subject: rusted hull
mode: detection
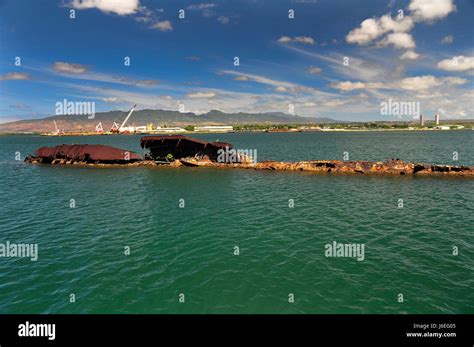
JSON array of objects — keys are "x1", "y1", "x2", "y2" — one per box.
[
  {"x1": 177, "y1": 158, "x2": 474, "y2": 176},
  {"x1": 25, "y1": 144, "x2": 141, "y2": 164},
  {"x1": 140, "y1": 135, "x2": 232, "y2": 161},
  {"x1": 24, "y1": 144, "x2": 474, "y2": 176}
]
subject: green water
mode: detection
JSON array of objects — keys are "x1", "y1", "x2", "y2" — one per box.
[{"x1": 0, "y1": 131, "x2": 473, "y2": 313}]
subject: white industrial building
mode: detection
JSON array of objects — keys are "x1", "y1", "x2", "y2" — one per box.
[
  {"x1": 120, "y1": 125, "x2": 147, "y2": 133},
  {"x1": 194, "y1": 125, "x2": 234, "y2": 133},
  {"x1": 154, "y1": 126, "x2": 186, "y2": 133}
]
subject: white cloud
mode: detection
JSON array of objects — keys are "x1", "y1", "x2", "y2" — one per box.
[
  {"x1": 102, "y1": 97, "x2": 121, "y2": 103},
  {"x1": 395, "y1": 76, "x2": 466, "y2": 90},
  {"x1": 442, "y1": 76, "x2": 469, "y2": 85},
  {"x1": 379, "y1": 14, "x2": 414, "y2": 33},
  {"x1": 70, "y1": 0, "x2": 139, "y2": 15},
  {"x1": 396, "y1": 75, "x2": 441, "y2": 90},
  {"x1": 150, "y1": 20, "x2": 173, "y2": 31},
  {"x1": 70, "y1": 1, "x2": 174, "y2": 33},
  {"x1": 277, "y1": 36, "x2": 291, "y2": 43},
  {"x1": 437, "y1": 56, "x2": 474, "y2": 71},
  {"x1": 346, "y1": 1, "x2": 455, "y2": 48},
  {"x1": 284, "y1": 46, "x2": 405, "y2": 82},
  {"x1": 50, "y1": 65, "x2": 159, "y2": 87},
  {"x1": 187, "y1": 92, "x2": 216, "y2": 98},
  {"x1": 53, "y1": 62, "x2": 88, "y2": 74},
  {"x1": 221, "y1": 70, "x2": 334, "y2": 97},
  {"x1": 346, "y1": 14, "x2": 415, "y2": 46},
  {"x1": 330, "y1": 81, "x2": 384, "y2": 91},
  {"x1": 278, "y1": 36, "x2": 315, "y2": 45},
  {"x1": 30, "y1": 79, "x2": 350, "y2": 118},
  {"x1": 441, "y1": 35, "x2": 453, "y2": 44},
  {"x1": 331, "y1": 75, "x2": 467, "y2": 92},
  {"x1": 137, "y1": 79, "x2": 159, "y2": 86},
  {"x1": 400, "y1": 50, "x2": 420, "y2": 60},
  {"x1": 52, "y1": 75, "x2": 470, "y2": 120},
  {"x1": 274, "y1": 86, "x2": 288, "y2": 92},
  {"x1": 0, "y1": 72, "x2": 31, "y2": 81},
  {"x1": 186, "y1": 3, "x2": 216, "y2": 10},
  {"x1": 186, "y1": 3, "x2": 217, "y2": 17},
  {"x1": 346, "y1": 18, "x2": 385, "y2": 45},
  {"x1": 408, "y1": 0, "x2": 456, "y2": 22},
  {"x1": 321, "y1": 99, "x2": 351, "y2": 108},
  {"x1": 217, "y1": 16, "x2": 229, "y2": 24},
  {"x1": 379, "y1": 32, "x2": 416, "y2": 49},
  {"x1": 223, "y1": 70, "x2": 296, "y2": 89},
  {"x1": 306, "y1": 65, "x2": 322, "y2": 74},
  {"x1": 234, "y1": 76, "x2": 249, "y2": 81}
]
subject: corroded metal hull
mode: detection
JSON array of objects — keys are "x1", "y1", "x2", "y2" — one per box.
[
  {"x1": 178, "y1": 158, "x2": 474, "y2": 176},
  {"x1": 25, "y1": 144, "x2": 141, "y2": 164},
  {"x1": 140, "y1": 135, "x2": 232, "y2": 161},
  {"x1": 24, "y1": 141, "x2": 474, "y2": 177}
]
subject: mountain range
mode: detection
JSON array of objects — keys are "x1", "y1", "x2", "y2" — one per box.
[{"x1": 0, "y1": 109, "x2": 339, "y2": 133}]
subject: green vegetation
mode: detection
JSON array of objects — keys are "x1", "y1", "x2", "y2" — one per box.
[
  {"x1": 230, "y1": 121, "x2": 473, "y2": 132},
  {"x1": 233, "y1": 124, "x2": 272, "y2": 131}
]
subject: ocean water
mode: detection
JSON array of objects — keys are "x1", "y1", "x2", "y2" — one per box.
[{"x1": 0, "y1": 131, "x2": 473, "y2": 314}]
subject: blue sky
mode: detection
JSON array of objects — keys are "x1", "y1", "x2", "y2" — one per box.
[{"x1": 0, "y1": 0, "x2": 473, "y2": 122}]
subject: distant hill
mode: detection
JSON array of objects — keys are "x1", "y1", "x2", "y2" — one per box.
[{"x1": 0, "y1": 109, "x2": 339, "y2": 133}]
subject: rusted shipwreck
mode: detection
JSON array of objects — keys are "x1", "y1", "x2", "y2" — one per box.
[
  {"x1": 188, "y1": 159, "x2": 474, "y2": 176},
  {"x1": 25, "y1": 144, "x2": 141, "y2": 164},
  {"x1": 140, "y1": 135, "x2": 232, "y2": 162},
  {"x1": 24, "y1": 136, "x2": 474, "y2": 177}
]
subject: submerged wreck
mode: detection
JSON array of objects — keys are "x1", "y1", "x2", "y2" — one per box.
[
  {"x1": 24, "y1": 136, "x2": 474, "y2": 177},
  {"x1": 25, "y1": 144, "x2": 141, "y2": 164},
  {"x1": 191, "y1": 159, "x2": 474, "y2": 176},
  {"x1": 140, "y1": 135, "x2": 232, "y2": 162}
]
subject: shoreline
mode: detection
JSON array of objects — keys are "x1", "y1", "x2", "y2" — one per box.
[{"x1": 1, "y1": 128, "x2": 473, "y2": 136}]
